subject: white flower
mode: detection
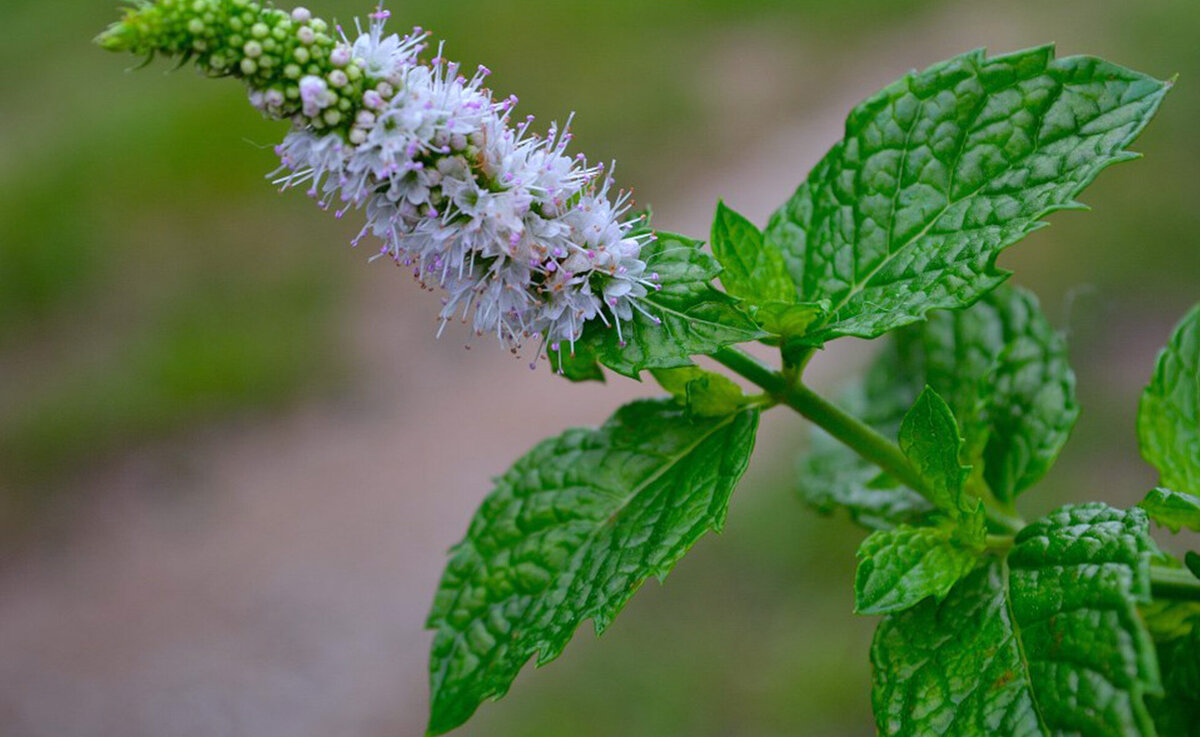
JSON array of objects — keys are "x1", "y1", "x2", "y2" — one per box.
[{"x1": 271, "y1": 9, "x2": 657, "y2": 365}]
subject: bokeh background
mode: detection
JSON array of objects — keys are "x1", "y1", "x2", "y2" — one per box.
[{"x1": 3, "y1": 1, "x2": 1198, "y2": 735}]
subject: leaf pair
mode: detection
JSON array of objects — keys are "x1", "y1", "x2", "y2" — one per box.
[
  {"x1": 873, "y1": 504, "x2": 1162, "y2": 737},
  {"x1": 854, "y1": 388, "x2": 986, "y2": 614}
]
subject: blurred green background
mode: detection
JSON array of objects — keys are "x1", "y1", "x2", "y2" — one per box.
[{"x1": 1, "y1": 1, "x2": 1197, "y2": 736}]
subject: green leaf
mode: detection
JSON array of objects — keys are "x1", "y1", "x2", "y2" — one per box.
[
  {"x1": 798, "y1": 286, "x2": 1076, "y2": 528},
  {"x1": 1148, "y1": 615, "x2": 1200, "y2": 737},
  {"x1": 1188, "y1": 552, "x2": 1200, "y2": 581},
  {"x1": 855, "y1": 523, "x2": 982, "y2": 614},
  {"x1": 753, "y1": 300, "x2": 828, "y2": 347},
  {"x1": 710, "y1": 201, "x2": 798, "y2": 304},
  {"x1": 765, "y1": 46, "x2": 1170, "y2": 343},
  {"x1": 576, "y1": 232, "x2": 765, "y2": 378},
  {"x1": 1139, "y1": 302, "x2": 1200, "y2": 495},
  {"x1": 426, "y1": 400, "x2": 760, "y2": 735},
  {"x1": 650, "y1": 366, "x2": 749, "y2": 418},
  {"x1": 546, "y1": 340, "x2": 605, "y2": 382},
  {"x1": 797, "y1": 434, "x2": 933, "y2": 530},
  {"x1": 898, "y1": 387, "x2": 976, "y2": 520},
  {"x1": 1140, "y1": 487, "x2": 1200, "y2": 533},
  {"x1": 872, "y1": 504, "x2": 1161, "y2": 737}
]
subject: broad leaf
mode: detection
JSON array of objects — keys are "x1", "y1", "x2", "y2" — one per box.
[
  {"x1": 650, "y1": 366, "x2": 749, "y2": 418},
  {"x1": 574, "y1": 232, "x2": 765, "y2": 378},
  {"x1": 798, "y1": 287, "x2": 1075, "y2": 527},
  {"x1": 426, "y1": 400, "x2": 759, "y2": 734},
  {"x1": 1189, "y1": 552, "x2": 1200, "y2": 581},
  {"x1": 710, "y1": 201, "x2": 797, "y2": 304},
  {"x1": 1140, "y1": 487, "x2": 1200, "y2": 533},
  {"x1": 854, "y1": 524, "x2": 981, "y2": 614},
  {"x1": 872, "y1": 504, "x2": 1161, "y2": 737},
  {"x1": 1139, "y1": 302, "x2": 1200, "y2": 495},
  {"x1": 765, "y1": 46, "x2": 1170, "y2": 343}
]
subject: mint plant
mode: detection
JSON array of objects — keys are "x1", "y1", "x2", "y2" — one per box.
[{"x1": 97, "y1": 3, "x2": 1200, "y2": 734}]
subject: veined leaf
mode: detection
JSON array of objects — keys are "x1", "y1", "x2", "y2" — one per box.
[
  {"x1": 898, "y1": 387, "x2": 973, "y2": 517},
  {"x1": 798, "y1": 434, "x2": 932, "y2": 530},
  {"x1": 574, "y1": 232, "x2": 765, "y2": 378},
  {"x1": 872, "y1": 504, "x2": 1161, "y2": 737},
  {"x1": 801, "y1": 286, "x2": 1077, "y2": 527},
  {"x1": 1139, "y1": 302, "x2": 1200, "y2": 495},
  {"x1": 426, "y1": 400, "x2": 759, "y2": 734},
  {"x1": 908, "y1": 285, "x2": 1078, "y2": 502},
  {"x1": 710, "y1": 201, "x2": 797, "y2": 304},
  {"x1": 854, "y1": 523, "x2": 981, "y2": 615},
  {"x1": 1140, "y1": 487, "x2": 1200, "y2": 534},
  {"x1": 854, "y1": 387, "x2": 985, "y2": 615},
  {"x1": 766, "y1": 46, "x2": 1170, "y2": 343}
]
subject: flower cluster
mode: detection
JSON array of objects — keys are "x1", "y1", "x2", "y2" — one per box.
[{"x1": 98, "y1": 1, "x2": 658, "y2": 361}]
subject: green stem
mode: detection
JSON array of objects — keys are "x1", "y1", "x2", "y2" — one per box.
[
  {"x1": 1150, "y1": 565, "x2": 1200, "y2": 602},
  {"x1": 712, "y1": 346, "x2": 1024, "y2": 534}
]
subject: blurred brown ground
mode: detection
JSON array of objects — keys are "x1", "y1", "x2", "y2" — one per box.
[{"x1": 2, "y1": 2, "x2": 1198, "y2": 736}]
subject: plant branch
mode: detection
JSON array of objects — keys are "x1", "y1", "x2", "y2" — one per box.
[
  {"x1": 712, "y1": 345, "x2": 1025, "y2": 534},
  {"x1": 1150, "y1": 565, "x2": 1200, "y2": 602}
]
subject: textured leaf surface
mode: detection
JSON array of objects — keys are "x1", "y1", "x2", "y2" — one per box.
[
  {"x1": 798, "y1": 435, "x2": 932, "y2": 530},
  {"x1": 917, "y1": 286, "x2": 1078, "y2": 502},
  {"x1": 798, "y1": 287, "x2": 1075, "y2": 527},
  {"x1": 796, "y1": 285, "x2": 1070, "y2": 528},
  {"x1": 898, "y1": 387, "x2": 973, "y2": 517},
  {"x1": 872, "y1": 504, "x2": 1161, "y2": 737},
  {"x1": 578, "y1": 232, "x2": 764, "y2": 378},
  {"x1": 854, "y1": 388, "x2": 984, "y2": 614},
  {"x1": 710, "y1": 201, "x2": 797, "y2": 304},
  {"x1": 1139, "y1": 303, "x2": 1200, "y2": 495},
  {"x1": 1140, "y1": 487, "x2": 1200, "y2": 533},
  {"x1": 765, "y1": 46, "x2": 1170, "y2": 343},
  {"x1": 855, "y1": 524, "x2": 981, "y2": 614},
  {"x1": 426, "y1": 400, "x2": 759, "y2": 734}
]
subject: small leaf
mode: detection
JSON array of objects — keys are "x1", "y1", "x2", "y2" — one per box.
[
  {"x1": 898, "y1": 386, "x2": 973, "y2": 518},
  {"x1": 1140, "y1": 487, "x2": 1200, "y2": 533},
  {"x1": 426, "y1": 399, "x2": 759, "y2": 735},
  {"x1": 753, "y1": 300, "x2": 828, "y2": 345},
  {"x1": 710, "y1": 201, "x2": 798, "y2": 304},
  {"x1": 577, "y1": 232, "x2": 765, "y2": 378},
  {"x1": 546, "y1": 340, "x2": 605, "y2": 382},
  {"x1": 651, "y1": 366, "x2": 749, "y2": 418},
  {"x1": 1139, "y1": 302, "x2": 1200, "y2": 495},
  {"x1": 854, "y1": 523, "x2": 982, "y2": 614},
  {"x1": 1188, "y1": 552, "x2": 1200, "y2": 581},
  {"x1": 766, "y1": 46, "x2": 1170, "y2": 343},
  {"x1": 871, "y1": 504, "x2": 1161, "y2": 737}
]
